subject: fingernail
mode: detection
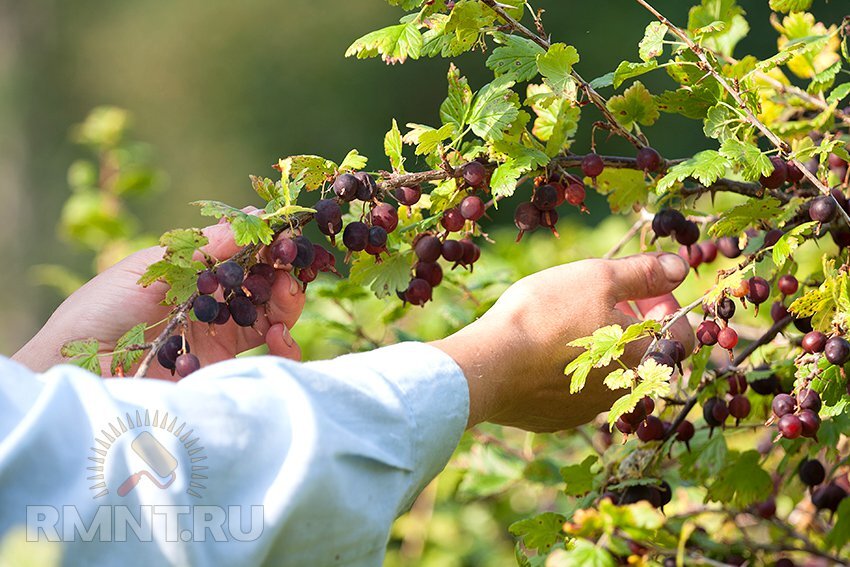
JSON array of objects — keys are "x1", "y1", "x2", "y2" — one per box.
[
  {"x1": 288, "y1": 274, "x2": 300, "y2": 296},
  {"x1": 281, "y1": 324, "x2": 295, "y2": 347},
  {"x1": 659, "y1": 253, "x2": 689, "y2": 282}
]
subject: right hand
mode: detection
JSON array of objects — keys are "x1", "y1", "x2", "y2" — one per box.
[{"x1": 432, "y1": 253, "x2": 694, "y2": 432}]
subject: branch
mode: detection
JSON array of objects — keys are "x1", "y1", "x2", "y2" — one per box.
[
  {"x1": 634, "y1": 0, "x2": 850, "y2": 229},
  {"x1": 479, "y1": 0, "x2": 647, "y2": 149}
]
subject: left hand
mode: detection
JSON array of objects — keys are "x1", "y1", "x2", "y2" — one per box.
[{"x1": 13, "y1": 221, "x2": 306, "y2": 379}]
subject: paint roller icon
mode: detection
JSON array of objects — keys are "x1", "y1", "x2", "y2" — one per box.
[{"x1": 117, "y1": 431, "x2": 178, "y2": 497}]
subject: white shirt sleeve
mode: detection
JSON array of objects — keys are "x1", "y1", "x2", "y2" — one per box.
[{"x1": 0, "y1": 342, "x2": 469, "y2": 567}]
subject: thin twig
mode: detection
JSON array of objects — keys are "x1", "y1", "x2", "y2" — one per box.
[
  {"x1": 603, "y1": 213, "x2": 651, "y2": 259},
  {"x1": 635, "y1": 0, "x2": 850, "y2": 228},
  {"x1": 480, "y1": 0, "x2": 647, "y2": 148}
]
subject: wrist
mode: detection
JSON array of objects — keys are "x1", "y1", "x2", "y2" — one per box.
[
  {"x1": 430, "y1": 323, "x2": 514, "y2": 429},
  {"x1": 12, "y1": 331, "x2": 63, "y2": 372}
]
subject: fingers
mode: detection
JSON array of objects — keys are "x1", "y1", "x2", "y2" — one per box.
[
  {"x1": 603, "y1": 253, "x2": 689, "y2": 304},
  {"x1": 266, "y1": 323, "x2": 302, "y2": 361},
  {"x1": 634, "y1": 294, "x2": 695, "y2": 356},
  {"x1": 265, "y1": 271, "x2": 306, "y2": 329}
]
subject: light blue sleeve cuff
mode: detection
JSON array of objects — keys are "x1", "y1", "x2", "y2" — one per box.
[{"x1": 322, "y1": 342, "x2": 469, "y2": 511}]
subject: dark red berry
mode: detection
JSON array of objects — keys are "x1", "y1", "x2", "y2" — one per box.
[
  {"x1": 759, "y1": 156, "x2": 788, "y2": 189},
  {"x1": 369, "y1": 203, "x2": 399, "y2": 233},
  {"x1": 799, "y1": 459, "x2": 826, "y2": 487},
  {"x1": 441, "y1": 208, "x2": 465, "y2": 232},
  {"x1": 637, "y1": 416, "x2": 665, "y2": 442},
  {"x1": 581, "y1": 153, "x2": 604, "y2": 178},
  {"x1": 249, "y1": 263, "x2": 276, "y2": 284},
  {"x1": 798, "y1": 409, "x2": 820, "y2": 438},
  {"x1": 514, "y1": 203, "x2": 541, "y2": 240},
  {"x1": 716, "y1": 236, "x2": 742, "y2": 258},
  {"x1": 271, "y1": 238, "x2": 298, "y2": 266},
  {"x1": 778, "y1": 414, "x2": 802, "y2": 439},
  {"x1": 675, "y1": 221, "x2": 700, "y2": 247},
  {"x1": 772, "y1": 393, "x2": 796, "y2": 417},
  {"x1": 809, "y1": 195, "x2": 838, "y2": 223},
  {"x1": 679, "y1": 244, "x2": 703, "y2": 269},
  {"x1": 699, "y1": 241, "x2": 718, "y2": 263},
  {"x1": 460, "y1": 195, "x2": 486, "y2": 221},
  {"x1": 696, "y1": 320, "x2": 721, "y2": 346},
  {"x1": 802, "y1": 331, "x2": 827, "y2": 354},
  {"x1": 777, "y1": 274, "x2": 798, "y2": 296},
  {"x1": 746, "y1": 277, "x2": 770, "y2": 304},
  {"x1": 825, "y1": 336, "x2": 850, "y2": 365},
  {"x1": 461, "y1": 161, "x2": 486, "y2": 187},
  {"x1": 718, "y1": 327, "x2": 738, "y2": 350},
  {"x1": 175, "y1": 353, "x2": 201, "y2": 378},
  {"x1": 532, "y1": 184, "x2": 559, "y2": 211},
  {"x1": 395, "y1": 185, "x2": 422, "y2": 206},
  {"x1": 636, "y1": 147, "x2": 662, "y2": 172},
  {"x1": 786, "y1": 161, "x2": 804, "y2": 183},
  {"x1": 676, "y1": 420, "x2": 695, "y2": 443},
  {"x1": 716, "y1": 297, "x2": 736, "y2": 321},
  {"x1": 729, "y1": 395, "x2": 751, "y2": 420},
  {"x1": 727, "y1": 373, "x2": 747, "y2": 396},
  {"x1": 798, "y1": 388, "x2": 822, "y2": 412},
  {"x1": 652, "y1": 209, "x2": 687, "y2": 238},
  {"x1": 415, "y1": 262, "x2": 443, "y2": 288},
  {"x1": 197, "y1": 270, "x2": 219, "y2": 295},
  {"x1": 333, "y1": 173, "x2": 361, "y2": 202},
  {"x1": 755, "y1": 498, "x2": 776, "y2": 519},
  {"x1": 441, "y1": 239, "x2": 463, "y2": 262},
  {"x1": 405, "y1": 278, "x2": 432, "y2": 306},
  {"x1": 770, "y1": 301, "x2": 789, "y2": 323},
  {"x1": 565, "y1": 183, "x2": 586, "y2": 206}
]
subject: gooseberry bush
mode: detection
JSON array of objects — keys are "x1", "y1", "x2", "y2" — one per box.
[{"x1": 57, "y1": 0, "x2": 850, "y2": 564}]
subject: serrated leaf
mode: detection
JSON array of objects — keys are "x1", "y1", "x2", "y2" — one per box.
[
  {"x1": 111, "y1": 323, "x2": 147, "y2": 375},
  {"x1": 608, "y1": 359, "x2": 672, "y2": 425},
  {"x1": 440, "y1": 64, "x2": 472, "y2": 131},
  {"x1": 488, "y1": 159, "x2": 526, "y2": 200},
  {"x1": 137, "y1": 260, "x2": 204, "y2": 305},
  {"x1": 788, "y1": 287, "x2": 830, "y2": 318},
  {"x1": 707, "y1": 450, "x2": 772, "y2": 507},
  {"x1": 338, "y1": 149, "x2": 368, "y2": 172},
  {"x1": 384, "y1": 119, "x2": 405, "y2": 173},
  {"x1": 249, "y1": 175, "x2": 278, "y2": 201},
  {"x1": 703, "y1": 104, "x2": 749, "y2": 141},
  {"x1": 604, "y1": 368, "x2": 635, "y2": 391},
  {"x1": 656, "y1": 88, "x2": 718, "y2": 120},
  {"x1": 345, "y1": 22, "x2": 423, "y2": 64},
  {"x1": 809, "y1": 60, "x2": 841, "y2": 94},
  {"x1": 827, "y1": 83, "x2": 850, "y2": 105},
  {"x1": 613, "y1": 61, "x2": 658, "y2": 89},
  {"x1": 348, "y1": 250, "x2": 413, "y2": 298},
  {"x1": 593, "y1": 168, "x2": 650, "y2": 213},
  {"x1": 719, "y1": 139, "x2": 773, "y2": 181},
  {"x1": 486, "y1": 33, "x2": 544, "y2": 83},
  {"x1": 687, "y1": 0, "x2": 749, "y2": 57},
  {"x1": 509, "y1": 512, "x2": 566, "y2": 553},
  {"x1": 560, "y1": 455, "x2": 598, "y2": 497},
  {"x1": 769, "y1": 0, "x2": 813, "y2": 12},
  {"x1": 414, "y1": 123, "x2": 455, "y2": 156},
  {"x1": 639, "y1": 22, "x2": 667, "y2": 62},
  {"x1": 606, "y1": 81, "x2": 659, "y2": 130},
  {"x1": 565, "y1": 325, "x2": 627, "y2": 393},
  {"x1": 657, "y1": 150, "x2": 731, "y2": 193},
  {"x1": 159, "y1": 229, "x2": 208, "y2": 268},
  {"x1": 536, "y1": 43, "x2": 579, "y2": 99},
  {"x1": 467, "y1": 76, "x2": 520, "y2": 142},
  {"x1": 707, "y1": 197, "x2": 784, "y2": 238},
  {"x1": 772, "y1": 221, "x2": 817, "y2": 265},
  {"x1": 61, "y1": 339, "x2": 101, "y2": 375},
  {"x1": 589, "y1": 72, "x2": 614, "y2": 90},
  {"x1": 288, "y1": 155, "x2": 337, "y2": 191}
]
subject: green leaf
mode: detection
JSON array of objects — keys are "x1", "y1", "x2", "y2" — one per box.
[
  {"x1": 509, "y1": 512, "x2": 566, "y2": 554},
  {"x1": 349, "y1": 250, "x2": 413, "y2": 298},
  {"x1": 719, "y1": 139, "x2": 773, "y2": 181},
  {"x1": 526, "y1": 84, "x2": 581, "y2": 155},
  {"x1": 440, "y1": 64, "x2": 472, "y2": 131},
  {"x1": 827, "y1": 83, "x2": 850, "y2": 105},
  {"x1": 486, "y1": 33, "x2": 544, "y2": 83},
  {"x1": 561, "y1": 455, "x2": 598, "y2": 497},
  {"x1": 593, "y1": 168, "x2": 650, "y2": 213},
  {"x1": 657, "y1": 150, "x2": 730, "y2": 193},
  {"x1": 111, "y1": 323, "x2": 147, "y2": 375},
  {"x1": 558, "y1": 539, "x2": 615, "y2": 567},
  {"x1": 809, "y1": 60, "x2": 841, "y2": 94},
  {"x1": 769, "y1": 0, "x2": 813, "y2": 12},
  {"x1": 338, "y1": 149, "x2": 368, "y2": 172},
  {"x1": 489, "y1": 159, "x2": 526, "y2": 200},
  {"x1": 687, "y1": 0, "x2": 749, "y2": 57},
  {"x1": 604, "y1": 369, "x2": 635, "y2": 391},
  {"x1": 345, "y1": 22, "x2": 423, "y2": 64},
  {"x1": 384, "y1": 120, "x2": 405, "y2": 173},
  {"x1": 194, "y1": 199, "x2": 275, "y2": 242},
  {"x1": 826, "y1": 498, "x2": 850, "y2": 550},
  {"x1": 414, "y1": 123, "x2": 456, "y2": 156},
  {"x1": 708, "y1": 197, "x2": 785, "y2": 238},
  {"x1": 772, "y1": 221, "x2": 817, "y2": 266},
  {"x1": 703, "y1": 104, "x2": 750, "y2": 141},
  {"x1": 61, "y1": 339, "x2": 101, "y2": 375},
  {"x1": 565, "y1": 325, "x2": 626, "y2": 393},
  {"x1": 385, "y1": 0, "x2": 422, "y2": 8},
  {"x1": 681, "y1": 433, "x2": 728, "y2": 479},
  {"x1": 159, "y1": 229, "x2": 208, "y2": 268},
  {"x1": 613, "y1": 61, "x2": 658, "y2": 89},
  {"x1": 467, "y1": 77, "x2": 520, "y2": 142},
  {"x1": 249, "y1": 175, "x2": 279, "y2": 201},
  {"x1": 536, "y1": 43, "x2": 579, "y2": 99},
  {"x1": 608, "y1": 359, "x2": 672, "y2": 425},
  {"x1": 707, "y1": 450, "x2": 772, "y2": 507},
  {"x1": 137, "y1": 260, "x2": 204, "y2": 305},
  {"x1": 606, "y1": 81, "x2": 659, "y2": 130},
  {"x1": 656, "y1": 88, "x2": 718, "y2": 120},
  {"x1": 639, "y1": 22, "x2": 667, "y2": 62},
  {"x1": 288, "y1": 155, "x2": 336, "y2": 191}
]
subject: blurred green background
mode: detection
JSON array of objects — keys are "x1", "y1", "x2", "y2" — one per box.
[
  {"x1": 1, "y1": 1, "x2": 847, "y2": 565},
  {"x1": 0, "y1": 0, "x2": 843, "y2": 354}
]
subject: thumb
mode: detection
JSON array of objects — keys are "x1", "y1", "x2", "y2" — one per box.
[
  {"x1": 604, "y1": 253, "x2": 689, "y2": 303},
  {"x1": 266, "y1": 323, "x2": 302, "y2": 361}
]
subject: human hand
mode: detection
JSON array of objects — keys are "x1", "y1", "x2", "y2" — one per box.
[
  {"x1": 13, "y1": 221, "x2": 306, "y2": 378},
  {"x1": 432, "y1": 253, "x2": 693, "y2": 432}
]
